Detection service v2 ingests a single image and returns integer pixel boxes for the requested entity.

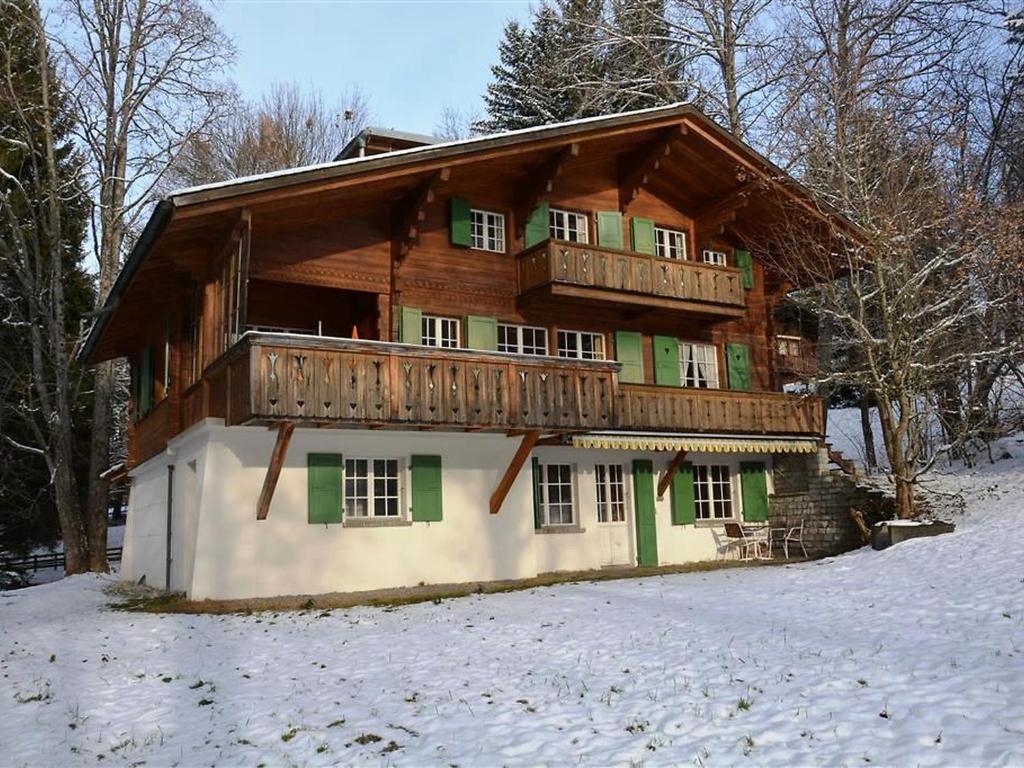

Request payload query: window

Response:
[776,335,802,357]
[595,464,626,523]
[702,249,727,266]
[557,330,605,360]
[694,465,734,520]
[655,227,688,260]
[421,314,460,348]
[498,323,548,355]
[185,285,203,387]
[538,463,575,525]
[344,458,401,518]
[470,209,505,252]
[680,343,720,389]
[549,208,589,243]
[162,318,171,397]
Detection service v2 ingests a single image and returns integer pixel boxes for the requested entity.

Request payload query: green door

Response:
[632,460,658,567]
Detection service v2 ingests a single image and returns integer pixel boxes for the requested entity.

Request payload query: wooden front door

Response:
[632,459,658,567]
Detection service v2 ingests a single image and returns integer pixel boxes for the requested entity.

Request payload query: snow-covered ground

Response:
[2,442,1023,766]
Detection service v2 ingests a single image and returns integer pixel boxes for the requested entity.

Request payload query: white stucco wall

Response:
[121,421,777,600]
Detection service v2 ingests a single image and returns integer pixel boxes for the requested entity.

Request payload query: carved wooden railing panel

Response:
[517,239,746,310]
[617,384,824,436]
[245,334,619,431]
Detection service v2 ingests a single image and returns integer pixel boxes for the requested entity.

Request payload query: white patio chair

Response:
[724,523,770,561]
[782,522,808,559]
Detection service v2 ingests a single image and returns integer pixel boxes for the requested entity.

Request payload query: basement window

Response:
[538,463,576,526]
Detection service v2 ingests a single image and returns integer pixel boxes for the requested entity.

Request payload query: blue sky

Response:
[213,1,533,136]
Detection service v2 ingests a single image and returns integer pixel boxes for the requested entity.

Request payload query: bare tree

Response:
[435,106,481,142]
[165,83,370,188]
[56,0,233,571]
[0,0,92,571]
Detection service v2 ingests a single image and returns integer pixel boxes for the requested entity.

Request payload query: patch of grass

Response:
[327,719,346,728]
[197,698,214,707]
[281,728,298,743]
[111,559,790,615]
[354,733,382,746]
[738,698,752,711]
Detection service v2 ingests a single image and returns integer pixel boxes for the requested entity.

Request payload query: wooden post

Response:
[256,422,295,520]
[657,448,688,499]
[489,430,541,515]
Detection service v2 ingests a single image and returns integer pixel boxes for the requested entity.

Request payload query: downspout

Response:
[165,464,174,590]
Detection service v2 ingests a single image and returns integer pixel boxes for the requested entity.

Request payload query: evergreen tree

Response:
[0,0,93,557]
[601,0,683,110]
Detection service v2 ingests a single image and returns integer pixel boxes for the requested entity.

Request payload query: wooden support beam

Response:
[619,125,685,211]
[694,180,759,229]
[514,143,579,235]
[489,430,541,515]
[392,167,450,260]
[256,422,295,520]
[657,449,688,499]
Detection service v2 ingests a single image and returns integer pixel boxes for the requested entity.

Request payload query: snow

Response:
[2,442,1023,766]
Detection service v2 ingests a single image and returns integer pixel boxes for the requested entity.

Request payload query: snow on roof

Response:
[167,102,692,202]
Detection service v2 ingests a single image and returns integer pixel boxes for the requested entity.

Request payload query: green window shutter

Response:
[465,315,498,351]
[670,462,696,525]
[308,453,343,524]
[631,217,656,255]
[411,455,443,522]
[632,459,659,566]
[399,306,422,344]
[531,457,543,529]
[740,461,769,522]
[140,346,155,415]
[652,335,681,386]
[596,211,624,250]
[524,202,549,248]
[735,249,754,289]
[726,343,752,391]
[614,331,644,384]
[450,197,471,247]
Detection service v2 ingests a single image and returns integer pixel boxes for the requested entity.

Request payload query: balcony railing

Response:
[210,333,823,437]
[517,239,746,316]
[237,333,619,432]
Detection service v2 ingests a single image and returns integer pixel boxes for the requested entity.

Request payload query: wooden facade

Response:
[91,106,844,468]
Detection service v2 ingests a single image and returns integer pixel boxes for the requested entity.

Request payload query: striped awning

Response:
[570,433,819,453]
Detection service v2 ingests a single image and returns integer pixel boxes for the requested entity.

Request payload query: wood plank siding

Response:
[95,107,848,467]
[517,239,746,317]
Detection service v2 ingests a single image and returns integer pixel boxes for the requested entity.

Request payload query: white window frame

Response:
[680,342,720,389]
[538,462,576,526]
[549,208,589,244]
[693,464,735,521]
[470,208,506,253]
[776,335,802,357]
[655,227,688,260]
[595,463,627,524]
[702,249,728,266]
[497,323,549,356]
[343,457,404,519]
[421,314,460,348]
[557,329,606,360]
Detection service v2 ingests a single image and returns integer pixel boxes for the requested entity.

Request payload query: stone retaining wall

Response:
[769,449,895,558]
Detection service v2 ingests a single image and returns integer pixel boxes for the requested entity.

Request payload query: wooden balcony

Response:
[617,384,825,436]
[516,239,747,317]
[234,333,620,432]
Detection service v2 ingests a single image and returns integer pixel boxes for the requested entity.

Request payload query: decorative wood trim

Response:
[256,421,295,520]
[514,143,579,235]
[657,449,688,499]
[489,430,541,514]
[619,125,685,211]
[393,167,450,260]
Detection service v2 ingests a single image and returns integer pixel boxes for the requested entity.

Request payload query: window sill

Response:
[535,525,586,535]
[342,517,413,528]
[694,519,738,528]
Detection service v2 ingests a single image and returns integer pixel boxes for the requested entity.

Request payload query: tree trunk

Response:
[85,362,114,571]
[859,396,878,471]
[894,475,915,520]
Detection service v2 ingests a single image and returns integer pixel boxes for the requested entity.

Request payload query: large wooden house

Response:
[83,104,852,600]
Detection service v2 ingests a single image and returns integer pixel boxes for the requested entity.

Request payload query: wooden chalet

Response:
[83,104,852,600]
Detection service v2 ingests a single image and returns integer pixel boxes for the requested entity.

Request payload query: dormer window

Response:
[549,208,589,243]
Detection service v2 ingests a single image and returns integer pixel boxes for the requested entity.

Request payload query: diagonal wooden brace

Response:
[489,430,541,515]
[256,422,295,520]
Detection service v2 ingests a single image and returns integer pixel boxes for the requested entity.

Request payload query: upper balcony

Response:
[516,239,747,318]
